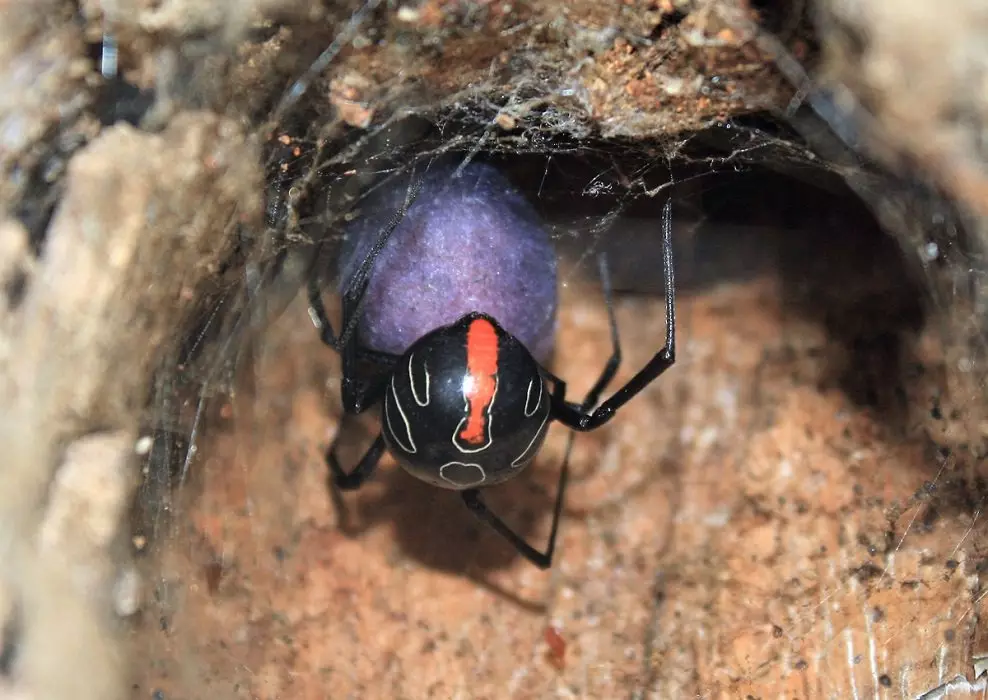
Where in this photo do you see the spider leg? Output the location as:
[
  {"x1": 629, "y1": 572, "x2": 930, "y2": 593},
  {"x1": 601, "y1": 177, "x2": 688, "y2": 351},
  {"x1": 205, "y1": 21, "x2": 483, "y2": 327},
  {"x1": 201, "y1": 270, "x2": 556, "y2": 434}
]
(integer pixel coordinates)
[
  {"x1": 460, "y1": 378, "x2": 570, "y2": 569},
  {"x1": 335, "y1": 179, "x2": 423, "y2": 352},
  {"x1": 462, "y1": 465, "x2": 567, "y2": 570},
  {"x1": 308, "y1": 177, "x2": 422, "y2": 413},
  {"x1": 307, "y1": 275, "x2": 340, "y2": 348},
  {"x1": 307, "y1": 275, "x2": 401, "y2": 365},
  {"x1": 308, "y1": 252, "x2": 399, "y2": 413},
  {"x1": 308, "y1": 281, "x2": 397, "y2": 412},
  {"x1": 326, "y1": 431, "x2": 387, "y2": 534},
  {"x1": 496, "y1": 253, "x2": 620, "y2": 567},
  {"x1": 500, "y1": 246, "x2": 624, "y2": 568},
  {"x1": 328, "y1": 431, "x2": 387, "y2": 490},
  {"x1": 552, "y1": 199, "x2": 676, "y2": 432}
]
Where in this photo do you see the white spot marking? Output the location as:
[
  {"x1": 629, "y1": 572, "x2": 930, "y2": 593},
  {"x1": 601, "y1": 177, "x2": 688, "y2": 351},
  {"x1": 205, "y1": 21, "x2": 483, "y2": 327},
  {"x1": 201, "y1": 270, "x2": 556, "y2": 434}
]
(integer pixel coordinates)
[
  {"x1": 385, "y1": 377, "x2": 417, "y2": 453},
  {"x1": 523, "y1": 377, "x2": 543, "y2": 417},
  {"x1": 511, "y1": 406, "x2": 549, "y2": 468},
  {"x1": 408, "y1": 352, "x2": 430, "y2": 406},
  {"x1": 439, "y1": 462, "x2": 486, "y2": 488}
]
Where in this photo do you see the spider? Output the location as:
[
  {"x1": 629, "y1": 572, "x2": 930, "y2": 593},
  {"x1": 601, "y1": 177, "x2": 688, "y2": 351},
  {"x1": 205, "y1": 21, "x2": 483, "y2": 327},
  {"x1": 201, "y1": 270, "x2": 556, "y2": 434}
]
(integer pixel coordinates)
[{"x1": 307, "y1": 163, "x2": 676, "y2": 569}]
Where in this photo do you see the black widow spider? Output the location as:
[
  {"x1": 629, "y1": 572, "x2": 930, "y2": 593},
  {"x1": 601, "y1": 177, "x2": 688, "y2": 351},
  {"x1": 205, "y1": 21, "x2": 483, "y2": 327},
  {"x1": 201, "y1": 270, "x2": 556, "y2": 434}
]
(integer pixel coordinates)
[{"x1": 307, "y1": 166, "x2": 676, "y2": 569}]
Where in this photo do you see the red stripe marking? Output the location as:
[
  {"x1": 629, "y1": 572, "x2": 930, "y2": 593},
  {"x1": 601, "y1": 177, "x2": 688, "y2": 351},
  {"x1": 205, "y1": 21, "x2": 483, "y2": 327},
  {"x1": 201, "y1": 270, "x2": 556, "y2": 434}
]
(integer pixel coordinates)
[{"x1": 460, "y1": 318, "x2": 498, "y2": 445}]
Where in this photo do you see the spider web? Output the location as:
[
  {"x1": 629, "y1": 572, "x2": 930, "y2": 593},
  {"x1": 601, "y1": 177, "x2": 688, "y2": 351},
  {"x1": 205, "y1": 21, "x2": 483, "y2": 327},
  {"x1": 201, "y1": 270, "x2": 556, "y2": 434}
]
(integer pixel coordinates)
[{"x1": 112, "y1": 2, "x2": 988, "y2": 698}]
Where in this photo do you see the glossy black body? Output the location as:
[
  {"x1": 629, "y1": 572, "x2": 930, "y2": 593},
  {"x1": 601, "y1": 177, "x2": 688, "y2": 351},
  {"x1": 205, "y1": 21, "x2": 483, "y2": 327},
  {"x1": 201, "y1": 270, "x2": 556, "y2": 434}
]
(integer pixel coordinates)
[{"x1": 381, "y1": 312, "x2": 552, "y2": 490}]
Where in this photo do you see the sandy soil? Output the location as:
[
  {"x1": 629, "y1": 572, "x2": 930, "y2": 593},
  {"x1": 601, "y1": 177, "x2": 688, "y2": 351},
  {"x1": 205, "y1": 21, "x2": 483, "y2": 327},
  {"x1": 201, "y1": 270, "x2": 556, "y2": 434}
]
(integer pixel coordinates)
[{"x1": 132, "y1": 225, "x2": 988, "y2": 698}]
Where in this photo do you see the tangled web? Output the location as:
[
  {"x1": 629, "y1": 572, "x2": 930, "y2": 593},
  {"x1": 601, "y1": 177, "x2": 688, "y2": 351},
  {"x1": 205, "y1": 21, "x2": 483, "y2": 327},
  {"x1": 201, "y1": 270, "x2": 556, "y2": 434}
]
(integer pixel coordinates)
[{"x1": 104, "y1": 2, "x2": 988, "y2": 697}]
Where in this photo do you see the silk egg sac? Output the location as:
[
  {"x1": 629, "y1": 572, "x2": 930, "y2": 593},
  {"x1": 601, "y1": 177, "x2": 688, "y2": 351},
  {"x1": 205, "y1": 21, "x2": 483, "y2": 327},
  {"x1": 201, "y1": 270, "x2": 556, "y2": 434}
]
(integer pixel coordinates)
[{"x1": 337, "y1": 161, "x2": 558, "y2": 364}]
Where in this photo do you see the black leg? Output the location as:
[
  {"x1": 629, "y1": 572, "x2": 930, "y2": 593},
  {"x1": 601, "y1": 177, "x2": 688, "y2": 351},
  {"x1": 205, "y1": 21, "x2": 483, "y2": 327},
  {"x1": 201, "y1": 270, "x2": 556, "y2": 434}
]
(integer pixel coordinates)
[
  {"x1": 460, "y1": 377, "x2": 571, "y2": 569},
  {"x1": 308, "y1": 169, "x2": 424, "y2": 529},
  {"x1": 335, "y1": 179, "x2": 423, "y2": 352},
  {"x1": 307, "y1": 275, "x2": 340, "y2": 348},
  {"x1": 309, "y1": 283, "x2": 394, "y2": 414},
  {"x1": 308, "y1": 263, "x2": 398, "y2": 414},
  {"x1": 552, "y1": 199, "x2": 676, "y2": 432},
  {"x1": 462, "y1": 470, "x2": 568, "y2": 569},
  {"x1": 327, "y1": 431, "x2": 387, "y2": 534},
  {"x1": 307, "y1": 177, "x2": 421, "y2": 413},
  {"x1": 323, "y1": 376, "x2": 389, "y2": 524},
  {"x1": 328, "y1": 432, "x2": 387, "y2": 490},
  {"x1": 308, "y1": 276, "x2": 402, "y2": 365}
]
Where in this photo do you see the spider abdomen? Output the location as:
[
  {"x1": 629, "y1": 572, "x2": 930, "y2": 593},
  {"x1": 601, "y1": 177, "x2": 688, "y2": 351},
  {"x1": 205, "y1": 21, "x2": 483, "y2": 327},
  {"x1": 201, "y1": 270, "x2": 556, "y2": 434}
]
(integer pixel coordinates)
[
  {"x1": 381, "y1": 312, "x2": 552, "y2": 490},
  {"x1": 339, "y1": 162, "x2": 558, "y2": 363}
]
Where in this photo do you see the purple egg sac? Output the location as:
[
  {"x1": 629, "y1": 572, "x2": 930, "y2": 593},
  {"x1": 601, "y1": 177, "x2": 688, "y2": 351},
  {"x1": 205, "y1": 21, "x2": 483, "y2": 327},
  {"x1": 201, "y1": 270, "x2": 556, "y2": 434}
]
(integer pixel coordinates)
[{"x1": 337, "y1": 162, "x2": 558, "y2": 363}]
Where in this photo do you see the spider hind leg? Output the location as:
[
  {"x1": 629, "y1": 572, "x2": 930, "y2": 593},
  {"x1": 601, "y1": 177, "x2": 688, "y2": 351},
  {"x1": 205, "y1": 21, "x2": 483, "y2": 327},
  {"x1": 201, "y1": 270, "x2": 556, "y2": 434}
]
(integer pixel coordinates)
[{"x1": 459, "y1": 250, "x2": 627, "y2": 569}]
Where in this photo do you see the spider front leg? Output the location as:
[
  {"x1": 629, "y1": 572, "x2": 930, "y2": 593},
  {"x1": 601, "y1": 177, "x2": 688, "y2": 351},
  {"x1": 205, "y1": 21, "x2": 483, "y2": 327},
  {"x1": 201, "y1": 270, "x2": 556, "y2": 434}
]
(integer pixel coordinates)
[
  {"x1": 552, "y1": 199, "x2": 676, "y2": 432},
  {"x1": 308, "y1": 275, "x2": 395, "y2": 492},
  {"x1": 307, "y1": 275, "x2": 340, "y2": 349},
  {"x1": 308, "y1": 276, "x2": 398, "y2": 413}
]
